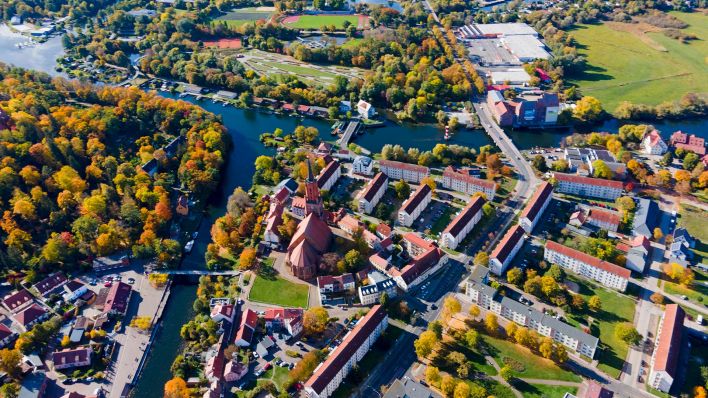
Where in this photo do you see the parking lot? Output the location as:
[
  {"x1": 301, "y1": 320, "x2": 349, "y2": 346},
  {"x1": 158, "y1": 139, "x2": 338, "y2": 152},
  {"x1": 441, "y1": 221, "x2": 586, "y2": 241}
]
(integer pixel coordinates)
[{"x1": 412, "y1": 199, "x2": 457, "y2": 237}]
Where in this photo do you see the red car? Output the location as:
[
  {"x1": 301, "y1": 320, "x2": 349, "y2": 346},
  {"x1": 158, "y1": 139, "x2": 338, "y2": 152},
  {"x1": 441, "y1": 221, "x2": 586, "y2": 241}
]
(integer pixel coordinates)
[
  {"x1": 264, "y1": 363, "x2": 272, "y2": 370},
  {"x1": 104, "y1": 281, "x2": 112, "y2": 287}
]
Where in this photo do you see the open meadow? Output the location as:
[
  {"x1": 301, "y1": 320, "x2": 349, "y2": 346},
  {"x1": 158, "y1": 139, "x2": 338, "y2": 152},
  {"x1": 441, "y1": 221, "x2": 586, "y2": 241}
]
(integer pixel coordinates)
[
  {"x1": 282, "y1": 14, "x2": 362, "y2": 30},
  {"x1": 215, "y1": 7, "x2": 274, "y2": 28},
  {"x1": 568, "y1": 12, "x2": 708, "y2": 112}
]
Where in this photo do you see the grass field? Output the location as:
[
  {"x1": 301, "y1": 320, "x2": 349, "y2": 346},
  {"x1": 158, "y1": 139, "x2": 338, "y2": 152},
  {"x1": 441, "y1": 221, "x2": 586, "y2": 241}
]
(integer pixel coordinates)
[
  {"x1": 513, "y1": 380, "x2": 579, "y2": 398},
  {"x1": 681, "y1": 343, "x2": 708, "y2": 394},
  {"x1": 482, "y1": 335, "x2": 582, "y2": 382},
  {"x1": 565, "y1": 276, "x2": 636, "y2": 378},
  {"x1": 284, "y1": 15, "x2": 359, "y2": 29},
  {"x1": 568, "y1": 12, "x2": 708, "y2": 112},
  {"x1": 678, "y1": 204, "x2": 708, "y2": 263},
  {"x1": 215, "y1": 7, "x2": 273, "y2": 27},
  {"x1": 249, "y1": 267, "x2": 309, "y2": 308}
]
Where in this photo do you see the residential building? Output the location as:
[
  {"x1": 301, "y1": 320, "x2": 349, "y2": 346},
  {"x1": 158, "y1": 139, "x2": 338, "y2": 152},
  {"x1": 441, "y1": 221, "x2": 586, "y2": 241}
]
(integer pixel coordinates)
[
  {"x1": 264, "y1": 308, "x2": 304, "y2": 336},
  {"x1": 357, "y1": 172, "x2": 388, "y2": 214},
  {"x1": 383, "y1": 377, "x2": 435, "y2": 398},
  {"x1": 378, "y1": 160, "x2": 429, "y2": 183},
  {"x1": 176, "y1": 194, "x2": 189, "y2": 216},
  {"x1": 569, "y1": 207, "x2": 621, "y2": 233},
  {"x1": 440, "y1": 196, "x2": 485, "y2": 249},
  {"x1": 62, "y1": 280, "x2": 88, "y2": 302},
  {"x1": 358, "y1": 271, "x2": 397, "y2": 306},
  {"x1": 318, "y1": 274, "x2": 355, "y2": 303},
  {"x1": 442, "y1": 166, "x2": 497, "y2": 199},
  {"x1": 18, "y1": 371, "x2": 48, "y2": 398},
  {"x1": 672, "y1": 227, "x2": 695, "y2": 248},
  {"x1": 357, "y1": 100, "x2": 375, "y2": 119},
  {"x1": 235, "y1": 309, "x2": 258, "y2": 347},
  {"x1": 465, "y1": 266, "x2": 598, "y2": 358},
  {"x1": 667, "y1": 241, "x2": 692, "y2": 266},
  {"x1": 487, "y1": 90, "x2": 560, "y2": 127},
  {"x1": 316, "y1": 142, "x2": 332, "y2": 156},
  {"x1": 544, "y1": 241, "x2": 630, "y2": 291},
  {"x1": 649, "y1": 305, "x2": 685, "y2": 393},
  {"x1": 103, "y1": 282, "x2": 132, "y2": 315},
  {"x1": 563, "y1": 148, "x2": 626, "y2": 178},
  {"x1": 32, "y1": 272, "x2": 68, "y2": 298},
  {"x1": 317, "y1": 160, "x2": 341, "y2": 192},
  {"x1": 642, "y1": 130, "x2": 668, "y2": 155},
  {"x1": 352, "y1": 156, "x2": 374, "y2": 176},
  {"x1": 670, "y1": 131, "x2": 705, "y2": 155},
  {"x1": 617, "y1": 235, "x2": 651, "y2": 273},
  {"x1": 519, "y1": 181, "x2": 553, "y2": 233},
  {"x1": 383, "y1": 233, "x2": 447, "y2": 291},
  {"x1": 489, "y1": 225, "x2": 525, "y2": 275},
  {"x1": 304, "y1": 305, "x2": 388, "y2": 398},
  {"x1": 210, "y1": 304, "x2": 235, "y2": 323},
  {"x1": 224, "y1": 360, "x2": 248, "y2": 382},
  {"x1": 553, "y1": 173, "x2": 623, "y2": 200},
  {"x1": 14, "y1": 304, "x2": 48, "y2": 330},
  {"x1": 398, "y1": 184, "x2": 432, "y2": 227},
  {"x1": 264, "y1": 202, "x2": 284, "y2": 245},
  {"x1": 0, "y1": 324, "x2": 16, "y2": 348},
  {"x1": 52, "y1": 347, "x2": 92, "y2": 370},
  {"x1": 287, "y1": 213, "x2": 332, "y2": 280},
  {"x1": 583, "y1": 381, "x2": 614, "y2": 398},
  {"x1": 2, "y1": 290, "x2": 34, "y2": 313},
  {"x1": 632, "y1": 198, "x2": 660, "y2": 238}
]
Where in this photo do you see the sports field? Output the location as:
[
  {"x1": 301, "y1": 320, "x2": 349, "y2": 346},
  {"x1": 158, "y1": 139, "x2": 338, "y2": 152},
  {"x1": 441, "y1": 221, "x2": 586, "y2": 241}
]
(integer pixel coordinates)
[
  {"x1": 215, "y1": 7, "x2": 274, "y2": 27},
  {"x1": 282, "y1": 14, "x2": 361, "y2": 29},
  {"x1": 568, "y1": 12, "x2": 707, "y2": 112}
]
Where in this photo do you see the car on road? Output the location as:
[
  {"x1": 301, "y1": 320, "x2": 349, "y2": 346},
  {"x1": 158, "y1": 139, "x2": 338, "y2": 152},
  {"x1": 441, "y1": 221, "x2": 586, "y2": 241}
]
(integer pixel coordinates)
[
  {"x1": 103, "y1": 281, "x2": 112, "y2": 287},
  {"x1": 127, "y1": 277, "x2": 136, "y2": 285},
  {"x1": 430, "y1": 304, "x2": 437, "y2": 310},
  {"x1": 64, "y1": 378, "x2": 75, "y2": 385}
]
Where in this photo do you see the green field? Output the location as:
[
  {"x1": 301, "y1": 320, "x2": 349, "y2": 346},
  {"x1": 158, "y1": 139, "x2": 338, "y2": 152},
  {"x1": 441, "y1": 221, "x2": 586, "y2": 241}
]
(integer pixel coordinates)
[
  {"x1": 249, "y1": 268, "x2": 309, "y2": 308},
  {"x1": 513, "y1": 380, "x2": 579, "y2": 398},
  {"x1": 285, "y1": 15, "x2": 359, "y2": 29},
  {"x1": 678, "y1": 204, "x2": 708, "y2": 263},
  {"x1": 568, "y1": 12, "x2": 708, "y2": 112},
  {"x1": 215, "y1": 7, "x2": 273, "y2": 27}
]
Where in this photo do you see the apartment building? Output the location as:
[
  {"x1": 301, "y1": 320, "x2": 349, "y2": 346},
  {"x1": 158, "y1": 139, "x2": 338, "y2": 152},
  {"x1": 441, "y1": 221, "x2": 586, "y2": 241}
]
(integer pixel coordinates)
[
  {"x1": 357, "y1": 172, "x2": 388, "y2": 214},
  {"x1": 369, "y1": 233, "x2": 448, "y2": 291},
  {"x1": 441, "y1": 166, "x2": 496, "y2": 200},
  {"x1": 642, "y1": 130, "x2": 668, "y2": 155},
  {"x1": 317, "y1": 160, "x2": 342, "y2": 191},
  {"x1": 440, "y1": 196, "x2": 485, "y2": 249},
  {"x1": 464, "y1": 266, "x2": 599, "y2": 358},
  {"x1": 553, "y1": 173, "x2": 623, "y2": 200},
  {"x1": 649, "y1": 304, "x2": 684, "y2": 393},
  {"x1": 305, "y1": 305, "x2": 388, "y2": 398},
  {"x1": 519, "y1": 181, "x2": 553, "y2": 233},
  {"x1": 398, "y1": 184, "x2": 432, "y2": 227},
  {"x1": 358, "y1": 271, "x2": 397, "y2": 305},
  {"x1": 378, "y1": 160, "x2": 429, "y2": 183},
  {"x1": 489, "y1": 225, "x2": 525, "y2": 275},
  {"x1": 544, "y1": 241, "x2": 630, "y2": 292}
]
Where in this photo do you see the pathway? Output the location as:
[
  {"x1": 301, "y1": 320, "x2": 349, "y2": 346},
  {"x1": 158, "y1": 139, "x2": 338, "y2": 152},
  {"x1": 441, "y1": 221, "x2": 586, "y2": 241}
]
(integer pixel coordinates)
[{"x1": 484, "y1": 355, "x2": 523, "y2": 398}]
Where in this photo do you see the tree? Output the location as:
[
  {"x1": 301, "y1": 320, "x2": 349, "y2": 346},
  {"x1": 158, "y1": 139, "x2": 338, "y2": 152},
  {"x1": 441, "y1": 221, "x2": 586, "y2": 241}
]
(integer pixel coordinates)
[
  {"x1": 414, "y1": 330, "x2": 438, "y2": 359},
  {"x1": 507, "y1": 267, "x2": 523, "y2": 286},
  {"x1": 440, "y1": 375, "x2": 456, "y2": 397},
  {"x1": 304, "y1": 307, "x2": 329, "y2": 335},
  {"x1": 0, "y1": 383, "x2": 19, "y2": 398},
  {"x1": 532, "y1": 155, "x2": 548, "y2": 172},
  {"x1": 342, "y1": 249, "x2": 363, "y2": 272},
  {"x1": 61, "y1": 335, "x2": 71, "y2": 348},
  {"x1": 684, "y1": 152, "x2": 700, "y2": 171},
  {"x1": 588, "y1": 295, "x2": 602, "y2": 312},
  {"x1": 394, "y1": 179, "x2": 411, "y2": 199},
  {"x1": 473, "y1": 252, "x2": 489, "y2": 267},
  {"x1": 571, "y1": 295, "x2": 586, "y2": 312},
  {"x1": 0, "y1": 349, "x2": 21, "y2": 380},
  {"x1": 464, "y1": 329, "x2": 479, "y2": 348},
  {"x1": 592, "y1": 160, "x2": 614, "y2": 179},
  {"x1": 164, "y1": 377, "x2": 189, "y2": 398},
  {"x1": 421, "y1": 176, "x2": 436, "y2": 191},
  {"x1": 468, "y1": 305, "x2": 480, "y2": 318},
  {"x1": 650, "y1": 292, "x2": 665, "y2": 305},
  {"x1": 546, "y1": 264, "x2": 565, "y2": 282},
  {"x1": 484, "y1": 313, "x2": 499, "y2": 335},
  {"x1": 442, "y1": 296, "x2": 461, "y2": 322},
  {"x1": 539, "y1": 338, "x2": 553, "y2": 359},
  {"x1": 663, "y1": 262, "x2": 695, "y2": 286},
  {"x1": 238, "y1": 247, "x2": 257, "y2": 270},
  {"x1": 573, "y1": 96, "x2": 604, "y2": 122},
  {"x1": 615, "y1": 323, "x2": 642, "y2": 346},
  {"x1": 694, "y1": 386, "x2": 707, "y2": 398},
  {"x1": 500, "y1": 365, "x2": 514, "y2": 381},
  {"x1": 425, "y1": 366, "x2": 441, "y2": 386},
  {"x1": 429, "y1": 321, "x2": 443, "y2": 339},
  {"x1": 453, "y1": 382, "x2": 470, "y2": 398},
  {"x1": 653, "y1": 227, "x2": 664, "y2": 241}
]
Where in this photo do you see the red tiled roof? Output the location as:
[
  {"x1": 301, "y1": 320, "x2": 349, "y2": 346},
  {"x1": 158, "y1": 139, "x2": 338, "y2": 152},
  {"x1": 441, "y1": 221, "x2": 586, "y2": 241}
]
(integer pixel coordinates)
[
  {"x1": 491, "y1": 225, "x2": 525, "y2": 264},
  {"x1": 376, "y1": 223, "x2": 392, "y2": 237},
  {"x1": 288, "y1": 213, "x2": 332, "y2": 253},
  {"x1": 379, "y1": 159, "x2": 428, "y2": 174},
  {"x1": 587, "y1": 208, "x2": 620, "y2": 227},
  {"x1": 401, "y1": 184, "x2": 431, "y2": 215},
  {"x1": 545, "y1": 241, "x2": 631, "y2": 278},
  {"x1": 2, "y1": 289, "x2": 33, "y2": 312},
  {"x1": 305, "y1": 305, "x2": 387, "y2": 394},
  {"x1": 104, "y1": 282, "x2": 132, "y2": 314},
  {"x1": 645, "y1": 130, "x2": 663, "y2": 147},
  {"x1": 444, "y1": 196, "x2": 485, "y2": 237},
  {"x1": 292, "y1": 196, "x2": 306, "y2": 209},
  {"x1": 282, "y1": 103, "x2": 295, "y2": 111},
  {"x1": 52, "y1": 347, "x2": 91, "y2": 368},
  {"x1": 652, "y1": 304, "x2": 684, "y2": 377},
  {"x1": 33, "y1": 272, "x2": 68, "y2": 296},
  {"x1": 554, "y1": 173, "x2": 623, "y2": 189},
  {"x1": 338, "y1": 215, "x2": 362, "y2": 232},
  {"x1": 0, "y1": 324, "x2": 13, "y2": 341},
  {"x1": 403, "y1": 232, "x2": 435, "y2": 251},
  {"x1": 360, "y1": 172, "x2": 388, "y2": 202},
  {"x1": 15, "y1": 303, "x2": 47, "y2": 326},
  {"x1": 443, "y1": 166, "x2": 496, "y2": 190},
  {"x1": 211, "y1": 304, "x2": 234, "y2": 320},
  {"x1": 520, "y1": 181, "x2": 553, "y2": 222},
  {"x1": 243, "y1": 309, "x2": 258, "y2": 329},
  {"x1": 399, "y1": 247, "x2": 444, "y2": 284},
  {"x1": 317, "y1": 161, "x2": 340, "y2": 189},
  {"x1": 585, "y1": 381, "x2": 614, "y2": 398}
]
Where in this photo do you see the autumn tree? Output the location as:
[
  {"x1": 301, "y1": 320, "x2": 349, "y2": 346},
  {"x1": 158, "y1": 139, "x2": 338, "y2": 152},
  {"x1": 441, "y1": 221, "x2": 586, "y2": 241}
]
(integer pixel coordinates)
[
  {"x1": 0, "y1": 349, "x2": 22, "y2": 380},
  {"x1": 588, "y1": 295, "x2": 602, "y2": 312},
  {"x1": 414, "y1": 330, "x2": 438, "y2": 359},
  {"x1": 650, "y1": 292, "x2": 665, "y2": 305},
  {"x1": 441, "y1": 296, "x2": 461, "y2": 322},
  {"x1": 303, "y1": 307, "x2": 329, "y2": 335},
  {"x1": 238, "y1": 247, "x2": 257, "y2": 270},
  {"x1": 615, "y1": 323, "x2": 642, "y2": 346},
  {"x1": 164, "y1": 377, "x2": 189, "y2": 398},
  {"x1": 473, "y1": 251, "x2": 489, "y2": 267},
  {"x1": 485, "y1": 313, "x2": 499, "y2": 335}
]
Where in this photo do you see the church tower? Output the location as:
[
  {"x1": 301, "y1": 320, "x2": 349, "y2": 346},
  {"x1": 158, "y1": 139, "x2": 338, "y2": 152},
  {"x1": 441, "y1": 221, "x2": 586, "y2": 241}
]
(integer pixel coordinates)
[{"x1": 304, "y1": 159, "x2": 324, "y2": 217}]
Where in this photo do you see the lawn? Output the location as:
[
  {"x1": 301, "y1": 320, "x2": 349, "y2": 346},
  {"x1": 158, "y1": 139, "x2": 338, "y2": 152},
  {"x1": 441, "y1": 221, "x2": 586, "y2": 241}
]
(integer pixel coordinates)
[
  {"x1": 681, "y1": 343, "x2": 708, "y2": 394},
  {"x1": 430, "y1": 204, "x2": 457, "y2": 235},
  {"x1": 678, "y1": 204, "x2": 708, "y2": 263},
  {"x1": 513, "y1": 380, "x2": 579, "y2": 398},
  {"x1": 567, "y1": 12, "x2": 708, "y2": 112},
  {"x1": 481, "y1": 335, "x2": 582, "y2": 382},
  {"x1": 249, "y1": 267, "x2": 309, "y2": 308},
  {"x1": 285, "y1": 15, "x2": 359, "y2": 30},
  {"x1": 215, "y1": 7, "x2": 273, "y2": 27},
  {"x1": 259, "y1": 61, "x2": 339, "y2": 79},
  {"x1": 565, "y1": 276, "x2": 636, "y2": 378},
  {"x1": 664, "y1": 270, "x2": 708, "y2": 304}
]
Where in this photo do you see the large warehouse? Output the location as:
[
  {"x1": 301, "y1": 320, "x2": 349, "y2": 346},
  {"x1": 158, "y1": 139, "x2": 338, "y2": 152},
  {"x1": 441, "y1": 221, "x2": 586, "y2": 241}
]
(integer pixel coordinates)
[
  {"x1": 458, "y1": 22, "x2": 539, "y2": 39},
  {"x1": 458, "y1": 22, "x2": 551, "y2": 65}
]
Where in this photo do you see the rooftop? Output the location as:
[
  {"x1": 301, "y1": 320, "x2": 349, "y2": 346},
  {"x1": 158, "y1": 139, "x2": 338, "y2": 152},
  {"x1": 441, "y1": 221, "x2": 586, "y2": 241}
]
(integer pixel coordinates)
[
  {"x1": 491, "y1": 225, "x2": 525, "y2": 264},
  {"x1": 401, "y1": 184, "x2": 432, "y2": 215},
  {"x1": 520, "y1": 181, "x2": 553, "y2": 222},
  {"x1": 545, "y1": 241, "x2": 631, "y2": 279},
  {"x1": 652, "y1": 304, "x2": 684, "y2": 376},
  {"x1": 443, "y1": 196, "x2": 485, "y2": 238}
]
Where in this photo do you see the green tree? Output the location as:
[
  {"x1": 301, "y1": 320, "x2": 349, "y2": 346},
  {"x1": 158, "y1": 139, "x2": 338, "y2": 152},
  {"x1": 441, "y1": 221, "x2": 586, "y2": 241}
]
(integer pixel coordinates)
[
  {"x1": 532, "y1": 155, "x2": 548, "y2": 172},
  {"x1": 588, "y1": 295, "x2": 602, "y2": 312},
  {"x1": 615, "y1": 323, "x2": 642, "y2": 346},
  {"x1": 573, "y1": 96, "x2": 604, "y2": 122},
  {"x1": 507, "y1": 267, "x2": 524, "y2": 286},
  {"x1": 592, "y1": 160, "x2": 614, "y2": 179},
  {"x1": 500, "y1": 365, "x2": 514, "y2": 381},
  {"x1": 394, "y1": 179, "x2": 411, "y2": 199},
  {"x1": 546, "y1": 264, "x2": 565, "y2": 282},
  {"x1": 473, "y1": 252, "x2": 489, "y2": 267}
]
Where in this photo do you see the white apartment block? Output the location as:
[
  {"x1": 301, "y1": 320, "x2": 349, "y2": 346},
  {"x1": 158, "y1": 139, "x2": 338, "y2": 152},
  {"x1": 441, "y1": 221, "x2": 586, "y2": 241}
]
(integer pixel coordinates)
[
  {"x1": 553, "y1": 172, "x2": 623, "y2": 200},
  {"x1": 489, "y1": 225, "x2": 525, "y2": 275},
  {"x1": 442, "y1": 166, "x2": 497, "y2": 200},
  {"x1": 357, "y1": 172, "x2": 388, "y2": 214},
  {"x1": 317, "y1": 161, "x2": 342, "y2": 192},
  {"x1": 465, "y1": 266, "x2": 598, "y2": 358},
  {"x1": 352, "y1": 156, "x2": 374, "y2": 176},
  {"x1": 649, "y1": 304, "x2": 684, "y2": 394},
  {"x1": 544, "y1": 241, "x2": 630, "y2": 292},
  {"x1": 642, "y1": 130, "x2": 668, "y2": 155},
  {"x1": 398, "y1": 184, "x2": 432, "y2": 227},
  {"x1": 440, "y1": 196, "x2": 485, "y2": 250},
  {"x1": 519, "y1": 181, "x2": 553, "y2": 233},
  {"x1": 378, "y1": 160, "x2": 429, "y2": 183},
  {"x1": 305, "y1": 306, "x2": 388, "y2": 398}
]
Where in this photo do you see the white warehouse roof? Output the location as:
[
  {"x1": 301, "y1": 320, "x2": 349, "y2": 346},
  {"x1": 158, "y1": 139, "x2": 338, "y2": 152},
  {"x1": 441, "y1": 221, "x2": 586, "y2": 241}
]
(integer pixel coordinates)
[
  {"x1": 490, "y1": 69, "x2": 531, "y2": 85},
  {"x1": 501, "y1": 36, "x2": 551, "y2": 61},
  {"x1": 476, "y1": 23, "x2": 539, "y2": 37}
]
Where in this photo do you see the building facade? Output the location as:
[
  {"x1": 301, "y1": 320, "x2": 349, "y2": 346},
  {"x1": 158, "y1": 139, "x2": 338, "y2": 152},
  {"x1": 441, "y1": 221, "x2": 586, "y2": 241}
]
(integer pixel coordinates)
[
  {"x1": 643, "y1": 130, "x2": 668, "y2": 155},
  {"x1": 553, "y1": 173, "x2": 623, "y2": 200},
  {"x1": 489, "y1": 225, "x2": 525, "y2": 275},
  {"x1": 544, "y1": 241, "x2": 630, "y2": 291},
  {"x1": 357, "y1": 172, "x2": 388, "y2": 214},
  {"x1": 352, "y1": 156, "x2": 373, "y2": 176},
  {"x1": 649, "y1": 305, "x2": 684, "y2": 393},
  {"x1": 378, "y1": 160, "x2": 429, "y2": 183},
  {"x1": 317, "y1": 161, "x2": 341, "y2": 192},
  {"x1": 519, "y1": 181, "x2": 553, "y2": 233},
  {"x1": 398, "y1": 184, "x2": 432, "y2": 227},
  {"x1": 440, "y1": 196, "x2": 485, "y2": 249},
  {"x1": 441, "y1": 166, "x2": 497, "y2": 199}
]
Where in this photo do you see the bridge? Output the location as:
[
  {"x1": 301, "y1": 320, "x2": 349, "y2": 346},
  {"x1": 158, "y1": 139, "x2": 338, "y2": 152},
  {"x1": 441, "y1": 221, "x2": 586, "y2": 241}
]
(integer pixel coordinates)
[
  {"x1": 158, "y1": 270, "x2": 241, "y2": 276},
  {"x1": 337, "y1": 121, "x2": 361, "y2": 147}
]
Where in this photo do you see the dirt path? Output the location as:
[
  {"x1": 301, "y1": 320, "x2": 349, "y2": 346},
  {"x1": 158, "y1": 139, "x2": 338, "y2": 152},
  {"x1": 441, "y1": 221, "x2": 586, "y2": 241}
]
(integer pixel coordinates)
[{"x1": 605, "y1": 21, "x2": 667, "y2": 52}]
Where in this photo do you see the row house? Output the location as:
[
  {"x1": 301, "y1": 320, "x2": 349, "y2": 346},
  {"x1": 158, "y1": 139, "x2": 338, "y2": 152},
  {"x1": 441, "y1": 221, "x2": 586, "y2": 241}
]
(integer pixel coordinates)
[
  {"x1": 52, "y1": 347, "x2": 92, "y2": 370},
  {"x1": 489, "y1": 225, "x2": 525, "y2": 275},
  {"x1": 553, "y1": 173, "x2": 623, "y2": 200},
  {"x1": 33, "y1": 272, "x2": 68, "y2": 298},
  {"x1": 317, "y1": 274, "x2": 355, "y2": 303},
  {"x1": 304, "y1": 305, "x2": 388, "y2": 398},
  {"x1": 235, "y1": 309, "x2": 258, "y2": 347},
  {"x1": 398, "y1": 184, "x2": 432, "y2": 227},
  {"x1": 440, "y1": 196, "x2": 485, "y2": 250},
  {"x1": 441, "y1": 166, "x2": 497, "y2": 200},
  {"x1": 337, "y1": 215, "x2": 382, "y2": 250},
  {"x1": 357, "y1": 172, "x2": 388, "y2": 214},
  {"x1": 649, "y1": 304, "x2": 684, "y2": 393},
  {"x1": 378, "y1": 160, "x2": 429, "y2": 183},
  {"x1": 317, "y1": 161, "x2": 342, "y2": 192},
  {"x1": 0, "y1": 324, "x2": 16, "y2": 348},
  {"x1": 544, "y1": 241, "x2": 630, "y2": 292},
  {"x1": 465, "y1": 266, "x2": 598, "y2": 358},
  {"x1": 518, "y1": 181, "x2": 553, "y2": 233}
]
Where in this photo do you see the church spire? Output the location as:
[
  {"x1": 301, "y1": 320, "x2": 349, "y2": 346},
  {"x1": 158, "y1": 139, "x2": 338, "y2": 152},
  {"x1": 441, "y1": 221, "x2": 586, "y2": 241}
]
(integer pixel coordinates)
[{"x1": 306, "y1": 158, "x2": 315, "y2": 182}]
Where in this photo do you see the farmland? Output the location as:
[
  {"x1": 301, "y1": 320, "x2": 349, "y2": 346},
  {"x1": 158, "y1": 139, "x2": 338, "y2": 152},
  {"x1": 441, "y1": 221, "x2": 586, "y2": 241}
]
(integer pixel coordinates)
[{"x1": 568, "y1": 12, "x2": 708, "y2": 112}]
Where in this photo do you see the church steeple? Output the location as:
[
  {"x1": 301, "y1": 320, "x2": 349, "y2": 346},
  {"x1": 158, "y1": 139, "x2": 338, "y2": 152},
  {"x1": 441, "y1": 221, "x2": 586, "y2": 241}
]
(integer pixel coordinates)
[{"x1": 304, "y1": 158, "x2": 323, "y2": 217}]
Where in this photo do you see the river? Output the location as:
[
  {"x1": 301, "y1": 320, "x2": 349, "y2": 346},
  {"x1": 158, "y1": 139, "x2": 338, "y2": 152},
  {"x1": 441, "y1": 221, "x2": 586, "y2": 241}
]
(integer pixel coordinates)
[{"x1": 0, "y1": 24, "x2": 65, "y2": 75}]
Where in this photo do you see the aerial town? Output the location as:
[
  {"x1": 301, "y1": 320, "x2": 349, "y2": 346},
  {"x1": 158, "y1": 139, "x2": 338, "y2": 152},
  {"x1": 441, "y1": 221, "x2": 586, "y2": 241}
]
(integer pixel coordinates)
[{"x1": 0, "y1": 0, "x2": 705, "y2": 398}]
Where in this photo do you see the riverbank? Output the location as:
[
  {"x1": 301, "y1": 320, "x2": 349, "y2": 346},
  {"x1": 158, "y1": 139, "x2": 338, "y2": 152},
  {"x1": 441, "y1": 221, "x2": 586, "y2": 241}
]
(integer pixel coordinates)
[{"x1": 0, "y1": 24, "x2": 65, "y2": 76}]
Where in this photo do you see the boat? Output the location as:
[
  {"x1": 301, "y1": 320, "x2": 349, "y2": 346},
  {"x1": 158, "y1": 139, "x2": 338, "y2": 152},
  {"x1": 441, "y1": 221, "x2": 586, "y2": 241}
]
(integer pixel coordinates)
[
  {"x1": 444, "y1": 125, "x2": 450, "y2": 141},
  {"x1": 184, "y1": 240, "x2": 195, "y2": 253}
]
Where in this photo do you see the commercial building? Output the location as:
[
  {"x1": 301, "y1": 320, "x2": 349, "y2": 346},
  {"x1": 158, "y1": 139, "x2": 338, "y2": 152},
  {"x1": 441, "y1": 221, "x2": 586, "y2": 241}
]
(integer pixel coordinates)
[
  {"x1": 460, "y1": 23, "x2": 539, "y2": 38},
  {"x1": 649, "y1": 305, "x2": 684, "y2": 393},
  {"x1": 317, "y1": 160, "x2": 341, "y2": 192},
  {"x1": 304, "y1": 305, "x2": 388, "y2": 398},
  {"x1": 398, "y1": 184, "x2": 432, "y2": 227},
  {"x1": 553, "y1": 173, "x2": 623, "y2": 200},
  {"x1": 563, "y1": 148, "x2": 626, "y2": 178},
  {"x1": 489, "y1": 225, "x2": 525, "y2": 275},
  {"x1": 465, "y1": 266, "x2": 598, "y2": 358},
  {"x1": 487, "y1": 90, "x2": 560, "y2": 127},
  {"x1": 442, "y1": 166, "x2": 496, "y2": 199},
  {"x1": 358, "y1": 271, "x2": 397, "y2": 305},
  {"x1": 670, "y1": 131, "x2": 705, "y2": 155},
  {"x1": 440, "y1": 196, "x2": 485, "y2": 249},
  {"x1": 500, "y1": 35, "x2": 551, "y2": 61},
  {"x1": 378, "y1": 160, "x2": 429, "y2": 183},
  {"x1": 317, "y1": 274, "x2": 355, "y2": 303},
  {"x1": 642, "y1": 130, "x2": 668, "y2": 155},
  {"x1": 357, "y1": 172, "x2": 388, "y2": 214},
  {"x1": 519, "y1": 181, "x2": 553, "y2": 233},
  {"x1": 490, "y1": 69, "x2": 531, "y2": 85},
  {"x1": 352, "y1": 156, "x2": 374, "y2": 176},
  {"x1": 544, "y1": 241, "x2": 630, "y2": 292}
]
